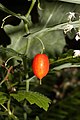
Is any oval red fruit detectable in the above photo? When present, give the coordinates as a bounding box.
[32,54,49,83]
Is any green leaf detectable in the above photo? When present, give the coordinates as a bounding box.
[53,63,72,70]
[52,63,80,70]
[59,0,80,4]
[11,91,51,111]
[4,1,80,58]
[0,47,21,57]
[0,92,8,105]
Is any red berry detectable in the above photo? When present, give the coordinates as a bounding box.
[32,54,49,84]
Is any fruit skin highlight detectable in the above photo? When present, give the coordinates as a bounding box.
[32,54,49,84]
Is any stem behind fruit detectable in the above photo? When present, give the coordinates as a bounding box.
[40,79,42,85]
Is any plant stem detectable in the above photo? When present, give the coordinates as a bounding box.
[5,56,17,66]
[7,99,11,115]
[26,38,31,56]
[36,37,45,54]
[0,66,13,86]
[1,104,8,111]
[26,80,29,92]
[25,0,36,19]
[22,56,28,75]
[7,99,19,120]
[26,75,36,92]
[0,3,27,22]
[9,113,19,120]
[23,100,27,120]
[1,15,12,28]
[24,0,36,32]
[40,79,42,85]
[51,56,73,65]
